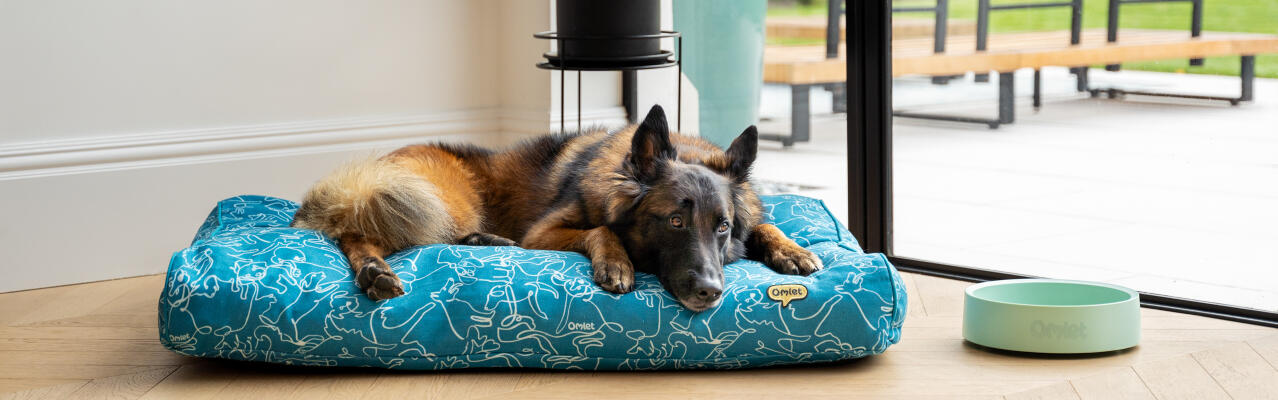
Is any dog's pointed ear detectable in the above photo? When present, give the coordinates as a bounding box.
[629,105,675,182]
[724,126,758,183]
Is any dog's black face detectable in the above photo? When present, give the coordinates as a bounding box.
[623,164,739,311]
[616,110,756,312]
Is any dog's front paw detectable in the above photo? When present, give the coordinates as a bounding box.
[356,257,405,301]
[591,253,635,294]
[764,243,823,276]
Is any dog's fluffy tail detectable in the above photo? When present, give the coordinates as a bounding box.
[290,158,456,250]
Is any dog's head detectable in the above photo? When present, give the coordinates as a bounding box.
[611,106,759,312]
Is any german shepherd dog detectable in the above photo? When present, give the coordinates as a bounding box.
[291,105,821,311]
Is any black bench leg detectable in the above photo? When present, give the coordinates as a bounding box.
[789,84,810,147]
[759,84,812,147]
[1032,69,1042,110]
[1074,56,1252,106]
[1240,55,1255,104]
[931,75,964,85]
[1190,0,1204,66]
[998,71,1015,126]
[828,82,847,113]
[1073,67,1089,92]
[892,70,1016,128]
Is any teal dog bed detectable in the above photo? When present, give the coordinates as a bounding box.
[158,194,906,370]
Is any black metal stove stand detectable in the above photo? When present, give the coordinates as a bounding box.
[535,31,682,134]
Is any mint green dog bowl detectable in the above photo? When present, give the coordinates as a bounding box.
[963,279,1141,354]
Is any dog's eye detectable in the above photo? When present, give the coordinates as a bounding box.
[717,220,730,234]
[670,215,684,228]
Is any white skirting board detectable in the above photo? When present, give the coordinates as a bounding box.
[0,107,627,293]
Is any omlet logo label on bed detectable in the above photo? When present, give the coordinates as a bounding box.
[566,322,595,331]
[1029,320,1088,340]
[767,284,808,307]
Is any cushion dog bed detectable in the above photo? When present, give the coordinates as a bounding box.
[158,194,906,370]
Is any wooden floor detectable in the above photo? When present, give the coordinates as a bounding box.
[1,273,1275,399]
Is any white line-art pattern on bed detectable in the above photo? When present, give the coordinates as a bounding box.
[158,194,906,370]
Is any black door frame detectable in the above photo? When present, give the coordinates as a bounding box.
[843,0,1278,328]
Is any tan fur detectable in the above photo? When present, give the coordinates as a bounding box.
[747,223,821,275]
[388,146,484,235]
[521,206,636,293]
[290,158,456,251]
[572,126,648,226]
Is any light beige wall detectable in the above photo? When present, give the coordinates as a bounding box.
[497,0,555,133]
[0,0,688,292]
[503,0,628,135]
[0,0,501,143]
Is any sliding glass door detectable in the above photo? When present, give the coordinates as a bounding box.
[846,0,1278,326]
[759,0,1274,325]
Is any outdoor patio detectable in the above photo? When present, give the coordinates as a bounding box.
[754,66,1278,312]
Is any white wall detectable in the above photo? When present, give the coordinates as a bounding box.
[636,0,699,135]
[0,0,690,292]
[0,0,502,142]
[497,0,557,134]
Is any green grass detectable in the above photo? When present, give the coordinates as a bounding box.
[767,0,1278,78]
[766,0,836,17]
[769,36,825,46]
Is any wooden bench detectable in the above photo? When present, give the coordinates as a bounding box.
[767,16,976,42]
[761,0,1278,145]
[769,30,1277,82]
[764,30,1276,139]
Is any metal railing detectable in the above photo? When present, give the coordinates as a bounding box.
[974,0,1083,83]
[1106,0,1205,71]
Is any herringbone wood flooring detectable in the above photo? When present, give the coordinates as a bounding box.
[1,273,1274,399]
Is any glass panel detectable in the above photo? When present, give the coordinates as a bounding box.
[890,0,1278,311]
[675,1,768,147]
[753,0,852,226]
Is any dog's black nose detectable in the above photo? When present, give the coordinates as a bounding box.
[695,281,722,302]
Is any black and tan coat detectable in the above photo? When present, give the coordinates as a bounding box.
[292,106,821,311]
